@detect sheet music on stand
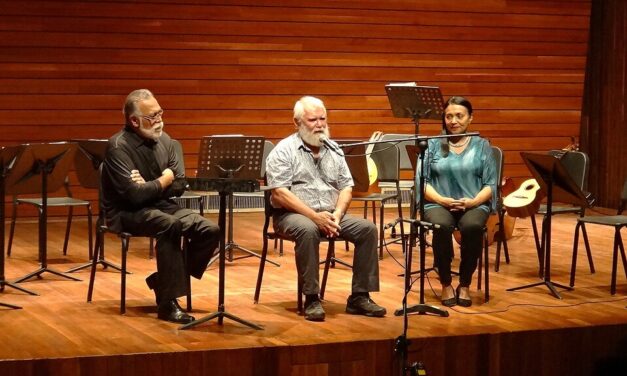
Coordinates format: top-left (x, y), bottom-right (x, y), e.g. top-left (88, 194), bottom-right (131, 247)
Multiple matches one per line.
top-left (385, 82), bottom-right (444, 121)
top-left (197, 136), bottom-right (265, 180)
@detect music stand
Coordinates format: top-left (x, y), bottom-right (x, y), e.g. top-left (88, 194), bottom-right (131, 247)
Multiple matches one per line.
top-left (385, 83), bottom-right (444, 137)
top-left (66, 139), bottom-right (124, 273)
top-left (385, 85), bottom-right (446, 376)
top-left (199, 136), bottom-right (278, 267)
top-left (1, 145), bottom-right (32, 308)
top-left (180, 136), bottom-right (264, 330)
top-left (507, 152), bottom-right (589, 299)
top-left (5, 142), bottom-right (82, 284)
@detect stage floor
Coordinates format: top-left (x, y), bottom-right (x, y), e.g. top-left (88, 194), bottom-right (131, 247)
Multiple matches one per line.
top-left (1, 209), bottom-right (626, 375)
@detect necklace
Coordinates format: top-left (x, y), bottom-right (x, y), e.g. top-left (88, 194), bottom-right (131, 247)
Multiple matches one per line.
top-left (448, 137), bottom-right (470, 148)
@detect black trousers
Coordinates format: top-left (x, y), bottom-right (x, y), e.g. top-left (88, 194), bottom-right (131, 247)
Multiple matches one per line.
top-left (117, 202), bottom-right (220, 303)
top-left (423, 206), bottom-right (489, 287)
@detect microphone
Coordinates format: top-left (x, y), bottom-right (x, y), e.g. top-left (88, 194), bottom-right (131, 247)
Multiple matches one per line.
top-left (318, 134), bottom-right (343, 156)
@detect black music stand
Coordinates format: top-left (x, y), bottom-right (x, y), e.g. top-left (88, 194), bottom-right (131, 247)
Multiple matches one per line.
top-left (385, 83), bottom-right (444, 137)
top-left (180, 136), bottom-right (264, 330)
top-left (6, 142), bottom-right (82, 284)
top-left (507, 152), bottom-right (589, 299)
top-left (1, 145), bottom-right (32, 308)
top-left (66, 139), bottom-right (124, 273)
top-left (385, 84), bottom-right (446, 376)
top-left (202, 137), bottom-right (278, 268)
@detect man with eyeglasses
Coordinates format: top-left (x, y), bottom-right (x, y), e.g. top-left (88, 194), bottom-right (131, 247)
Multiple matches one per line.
top-left (101, 89), bottom-right (220, 324)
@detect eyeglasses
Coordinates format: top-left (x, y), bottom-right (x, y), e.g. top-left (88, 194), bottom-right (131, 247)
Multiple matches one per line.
top-left (141, 109), bottom-right (164, 124)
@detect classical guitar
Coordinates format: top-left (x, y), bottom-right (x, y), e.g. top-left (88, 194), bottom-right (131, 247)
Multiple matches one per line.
top-left (503, 179), bottom-right (543, 218)
top-left (365, 131), bottom-right (383, 186)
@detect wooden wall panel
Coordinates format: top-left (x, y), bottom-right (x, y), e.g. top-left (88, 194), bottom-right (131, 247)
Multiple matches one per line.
top-left (0, 0), bottom-right (591, 217)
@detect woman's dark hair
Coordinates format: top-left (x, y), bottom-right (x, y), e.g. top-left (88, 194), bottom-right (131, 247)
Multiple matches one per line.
top-left (441, 96), bottom-right (473, 130)
top-left (440, 96), bottom-right (473, 156)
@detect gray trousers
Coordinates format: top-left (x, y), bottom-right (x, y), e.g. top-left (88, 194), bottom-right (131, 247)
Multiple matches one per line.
top-left (273, 212), bottom-right (380, 295)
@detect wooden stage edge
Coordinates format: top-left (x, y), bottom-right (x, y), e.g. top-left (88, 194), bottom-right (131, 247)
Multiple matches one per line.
top-left (1, 210), bottom-right (626, 376)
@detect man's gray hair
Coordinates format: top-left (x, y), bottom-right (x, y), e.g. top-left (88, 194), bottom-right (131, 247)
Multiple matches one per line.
top-left (293, 96), bottom-right (326, 123)
top-left (123, 89), bottom-right (154, 125)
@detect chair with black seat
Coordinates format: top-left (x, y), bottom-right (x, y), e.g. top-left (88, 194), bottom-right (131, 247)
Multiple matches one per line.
top-left (530, 150), bottom-right (594, 276)
top-left (87, 167), bottom-right (192, 314)
top-left (570, 178), bottom-right (627, 294)
top-left (344, 141), bottom-right (404, 259)
top-left (148, 139), bottom-right (204, 259)
top-left (7, 170), bottom-right (93, 262)
top-left (253, 187), bottom-right (339, 313)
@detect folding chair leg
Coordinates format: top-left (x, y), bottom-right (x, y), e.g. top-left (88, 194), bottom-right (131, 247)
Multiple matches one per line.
top-left (254, 236), bottom-right (269, 304)
top-left (120, 236), bottom-right (130, 314)
top-left (580, 222), bottom-right (595, 273)
top-left (62, 206), bottom-right (74, 256)
top-left (319, 240), bottom-right (334, 300)
top-left (7, 200), bottom-right (18, 257)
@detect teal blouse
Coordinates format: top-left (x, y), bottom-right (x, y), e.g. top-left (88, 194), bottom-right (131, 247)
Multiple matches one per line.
top-left (416, 137), bottom-right (497, 213)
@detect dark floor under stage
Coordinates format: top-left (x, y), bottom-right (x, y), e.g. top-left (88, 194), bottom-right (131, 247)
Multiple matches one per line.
top-left (1, 208), bottom-right (626, 375)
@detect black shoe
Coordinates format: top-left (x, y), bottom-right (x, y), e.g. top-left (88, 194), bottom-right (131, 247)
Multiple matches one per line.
top-left (304, 300), bottom-right (325, 321)
top-left (441, 285), bottom-right (457, 307)
top-left (346, 294), bottom-right (386, 317)
top-left (158, 299), bottom-right (195, 324)
top-left (456, 286), bottom-right (472, 307)
top-left (145, 272), bottom-right (160, 305)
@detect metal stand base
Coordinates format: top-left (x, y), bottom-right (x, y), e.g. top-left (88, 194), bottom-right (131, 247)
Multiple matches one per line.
top-left (66, 259), bottom-right (126, 274)
top-left (179, 304), bottom-right (263, 330)
top-left (0, 301), bottom-right (21, 309)
top-left (209, 242), bottom-right (280, 267)
top-left (507, 279), bottom-right (572, 299)
top-left (0, 279), bottom-right (38, 296)
top-left (14, 267), bottom-right (81, 283)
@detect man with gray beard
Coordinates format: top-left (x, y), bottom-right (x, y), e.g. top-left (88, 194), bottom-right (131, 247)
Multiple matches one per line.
top-left (265, 96), bottom-right (386, 321)
top-left (101, 89), bottom-right (220, 324)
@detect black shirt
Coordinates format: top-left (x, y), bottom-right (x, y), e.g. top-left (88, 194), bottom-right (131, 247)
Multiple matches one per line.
top-left (101, 126), bottom-right (184, 228)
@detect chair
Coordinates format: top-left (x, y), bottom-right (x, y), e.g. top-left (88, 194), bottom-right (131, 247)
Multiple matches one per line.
top-left (490, 146), bottom-right (511, 271)
top-left (7, 176), bottom-right (93, 261)
top-left (570, 178), bottom-right (627, 294)
top-left (530, 150), bottom-right (593, 275)
top-left (345, 141), bottom-right (404, 259)
top-left (149, 139), bottom-right (204, 259)
top-left (253, 188), bottom-right (338, 313)
top-left (87, 163), bottom-right (192, 314)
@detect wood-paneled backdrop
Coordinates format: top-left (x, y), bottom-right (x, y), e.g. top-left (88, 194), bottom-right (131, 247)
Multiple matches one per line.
top-left (0, 0), bottom-right (593, 217)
